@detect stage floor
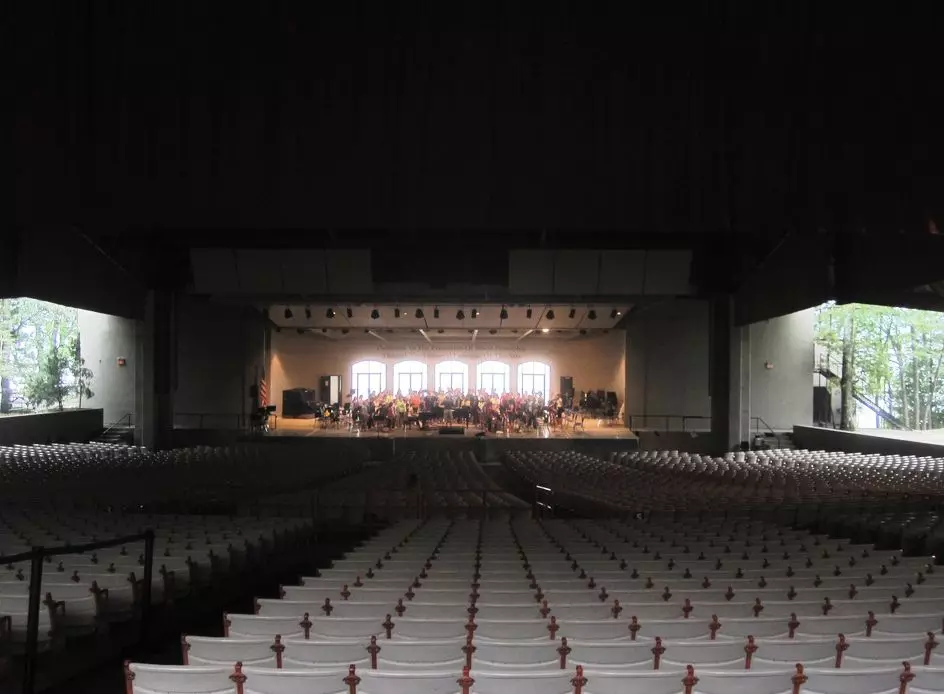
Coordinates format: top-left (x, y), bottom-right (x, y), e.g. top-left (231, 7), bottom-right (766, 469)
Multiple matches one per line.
top-left (268, 417), bottom-right (637, 440)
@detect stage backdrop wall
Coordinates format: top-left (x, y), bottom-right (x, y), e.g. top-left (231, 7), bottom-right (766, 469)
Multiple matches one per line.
top-left (270, 331), bottom-right (625, 411)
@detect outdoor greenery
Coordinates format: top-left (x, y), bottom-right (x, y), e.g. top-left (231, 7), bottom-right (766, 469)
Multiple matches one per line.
top-left (0, 298), bottom-right (93, 413)
top-left (815, 302), bottom-right (944, 431)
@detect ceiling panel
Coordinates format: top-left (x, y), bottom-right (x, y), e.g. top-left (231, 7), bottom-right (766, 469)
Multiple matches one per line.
top-left (553, 251), bottom-right (600, 294)
top-left (509, 250), bottom-right (554, 294)
top-left (281, 250), bottom-right (328, 294)
top-left (235, 250), bottom-right (285, 293)
top-left (644, 250), bottom-right (694, 295)
top-left (325, 250), bottom-right (372, 294)
top-left (599, 250), bottom-right (646, 294)
top-left (190, 249), bottom-right (240, 293)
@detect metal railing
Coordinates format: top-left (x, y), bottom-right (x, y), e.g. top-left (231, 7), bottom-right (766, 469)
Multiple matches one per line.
top-left (0, 530), bottom-right (155, 694)
top-left (98, 412), bottom-right (133, 439)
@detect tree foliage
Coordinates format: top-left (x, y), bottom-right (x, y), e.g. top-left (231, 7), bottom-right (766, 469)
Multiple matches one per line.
top-left (815, 303), bottom-right (944, 430)
top-left (0, 298), bottom-right (93, 413)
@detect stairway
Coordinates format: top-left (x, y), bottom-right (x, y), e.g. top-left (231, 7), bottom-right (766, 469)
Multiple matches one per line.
top-left (93, 424), bottom-right (135, 446)
top-left (814, 362), bottom-right (909, 430)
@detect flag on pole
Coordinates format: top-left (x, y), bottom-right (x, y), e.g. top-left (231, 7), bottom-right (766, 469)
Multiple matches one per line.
top-left (259, 378), bottom-right (269, 407)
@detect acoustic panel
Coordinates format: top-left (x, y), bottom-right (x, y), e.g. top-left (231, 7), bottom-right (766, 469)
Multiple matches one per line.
top-left (190, 249), bottom-right (240, 294)
top-left (509, 250), bottom-right (554, 294)
top-left (325, 250), bottom-right (372, 294)
top-left (553, 251), bottom-right (600, 294)
top-left (599, 250), bottom-right (646, 295)
top-left (235, 250), bottom-right (285, 294)
top-left (643, 250), bottom-right (694, 295)
top-left (280, 250), bottom-right (328, 294)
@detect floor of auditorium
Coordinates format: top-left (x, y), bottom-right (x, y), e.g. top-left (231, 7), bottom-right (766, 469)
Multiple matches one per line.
top-left (268, 417), bottom-right (638, 439)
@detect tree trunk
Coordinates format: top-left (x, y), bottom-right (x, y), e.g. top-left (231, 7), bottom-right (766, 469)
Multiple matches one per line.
top-left (910, 326), bottom-right (921, 429)
top-left (840, 314), bottom-right (856, 431)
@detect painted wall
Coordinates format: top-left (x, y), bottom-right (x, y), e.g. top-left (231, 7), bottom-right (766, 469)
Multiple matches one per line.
top-left (174, 298), bottom-right (268, 428)
top-left (748, 309), bottom-right (815, 430)
top-left (624, 300), bottom-right (712, 425)
top-left (77, 309), bottom-right (138, 425)
top-left (269, 331), bottom-right (625, 411)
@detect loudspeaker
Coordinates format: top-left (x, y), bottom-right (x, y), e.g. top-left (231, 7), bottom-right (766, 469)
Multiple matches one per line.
top-left (438, 426), bottom-right (465, 436)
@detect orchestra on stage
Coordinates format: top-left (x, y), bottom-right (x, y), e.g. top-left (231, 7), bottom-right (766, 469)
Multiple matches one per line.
top-left (297, 388), bottom-right (621, 434)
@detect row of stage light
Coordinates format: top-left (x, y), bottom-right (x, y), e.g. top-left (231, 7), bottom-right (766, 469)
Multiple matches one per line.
top-left (283, 307), bottom-right (622, 320)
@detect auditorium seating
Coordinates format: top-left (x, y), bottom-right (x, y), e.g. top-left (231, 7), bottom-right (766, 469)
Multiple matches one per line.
top-left (0, 442), bottom-right (359, 657)
top-left (128, 513), bottom-right (944, 693)
top-left (504, 449), bottom-right (944, 513)
top-left (264, 451), bottom-right (529, 522)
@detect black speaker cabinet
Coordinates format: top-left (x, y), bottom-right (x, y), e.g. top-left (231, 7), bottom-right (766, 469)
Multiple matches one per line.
top-left (438, 426), bottom-right (465, 435)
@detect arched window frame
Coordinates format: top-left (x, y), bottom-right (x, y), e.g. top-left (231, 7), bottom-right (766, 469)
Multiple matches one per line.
top-left (351, 360), bottom-right (386, 399)
top-left (476, 360), bottom-right (511, 394)
top-left (392, 360), bottom-right (428, 395)
top-left (517, 361), bottom-right (551, 397)
top-left (434, 360), bottom-right (469, 392)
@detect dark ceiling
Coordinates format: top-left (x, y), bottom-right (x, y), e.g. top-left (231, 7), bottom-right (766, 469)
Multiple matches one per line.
top-left (14, 3), bottom-right (943, 235)
top-left (9, 3), bottom-right (944, 320)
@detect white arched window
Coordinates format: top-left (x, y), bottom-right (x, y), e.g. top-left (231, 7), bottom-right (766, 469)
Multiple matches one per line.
top-left (518, 361), bottom-right (551, 397)
top-left (476, 361), bottom-right (510, 394)
top-left (393, 360), bottom-right (427, 394)
top-left (351, 360), bottom-right (386, 399)
top-left (435, 360), bottom-right (469, 392)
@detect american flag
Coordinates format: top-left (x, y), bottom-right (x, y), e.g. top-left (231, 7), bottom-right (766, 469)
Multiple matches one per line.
top-left (259, 378), bottom-right (269, 407)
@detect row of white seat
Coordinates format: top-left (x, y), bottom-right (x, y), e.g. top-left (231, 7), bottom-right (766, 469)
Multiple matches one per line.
top-left (128, 659), bottom-right (944, 694)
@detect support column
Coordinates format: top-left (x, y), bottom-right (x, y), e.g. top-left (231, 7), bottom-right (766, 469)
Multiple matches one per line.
top-left (711, 295), bottom-right (753, 452)
top-left (137, 290), bottom-right (175, 449)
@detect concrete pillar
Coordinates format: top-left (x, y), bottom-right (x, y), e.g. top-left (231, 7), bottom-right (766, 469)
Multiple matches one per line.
top-left (136, 290), bottom-right (175, 449)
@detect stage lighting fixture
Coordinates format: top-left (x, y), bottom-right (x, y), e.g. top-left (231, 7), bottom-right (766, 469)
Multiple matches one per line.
top-left (587, 309), bottom-right (597, 320)
top-left (371, 309), bottom-right (380, 320)
top-left (499, 307), bottom-right (508, 320)
top-left (456, 310), bottom-right (465, 320)
top-left (325, 308), bottom-right (335, 319)
top-left (542, 328), bottom-right (550, 333)
top-left (284, 307), bottom-right (293, 319)
top-left (489, 329), bottom-right (497, 335)
top-left (526, 308), bottom-right (532, 319)
top-left (346, 308), bottom-right (353, 318)
top-left (415, 308), bottom-right (424, 319)
top-left (610, 309), bottom-right (619, 319)
top-left (437, 329), bottom-right (445, 334)
top-left (296, 328), bottom-right (305, 335)
top-left (305, 306), bottom-right (313, 319)
top-left (568, 308), bottom-right (576, 319)
top-left (394, 308), bottom-right (401, 319)
top-left (546, 309), bottom-right (555, 320)
top-left (471, 309), bottom-right (478, 319)
top-left (341, 328), bottom-right (349, 334)
top-left (434, 307), bottom-right (440, 319)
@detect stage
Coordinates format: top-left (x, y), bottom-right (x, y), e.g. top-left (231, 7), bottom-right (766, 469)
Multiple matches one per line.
top-left (255, 416), bottom-right (639, 461)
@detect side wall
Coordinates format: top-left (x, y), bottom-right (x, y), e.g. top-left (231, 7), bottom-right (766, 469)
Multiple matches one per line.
top-left (270, 331), bottom-right (625, 410)
top-left (624, 300), bottom-right (712, 426)
top-left (174, 298), bottom-right (268, 428)
top-left (623, 300), bottom-right (813, 433)
top-left (749, 309), bottom-right (814, 431)
top-left (77, 309), bottom-right (138, 425)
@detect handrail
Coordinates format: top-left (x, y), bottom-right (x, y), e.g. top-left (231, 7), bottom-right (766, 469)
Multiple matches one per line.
top-left (1, 530), bottom-right (155, 694)
top-left (750, 416), bottom-right (782, 449)
top-left (98, 412), bottom-right (133, 439)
